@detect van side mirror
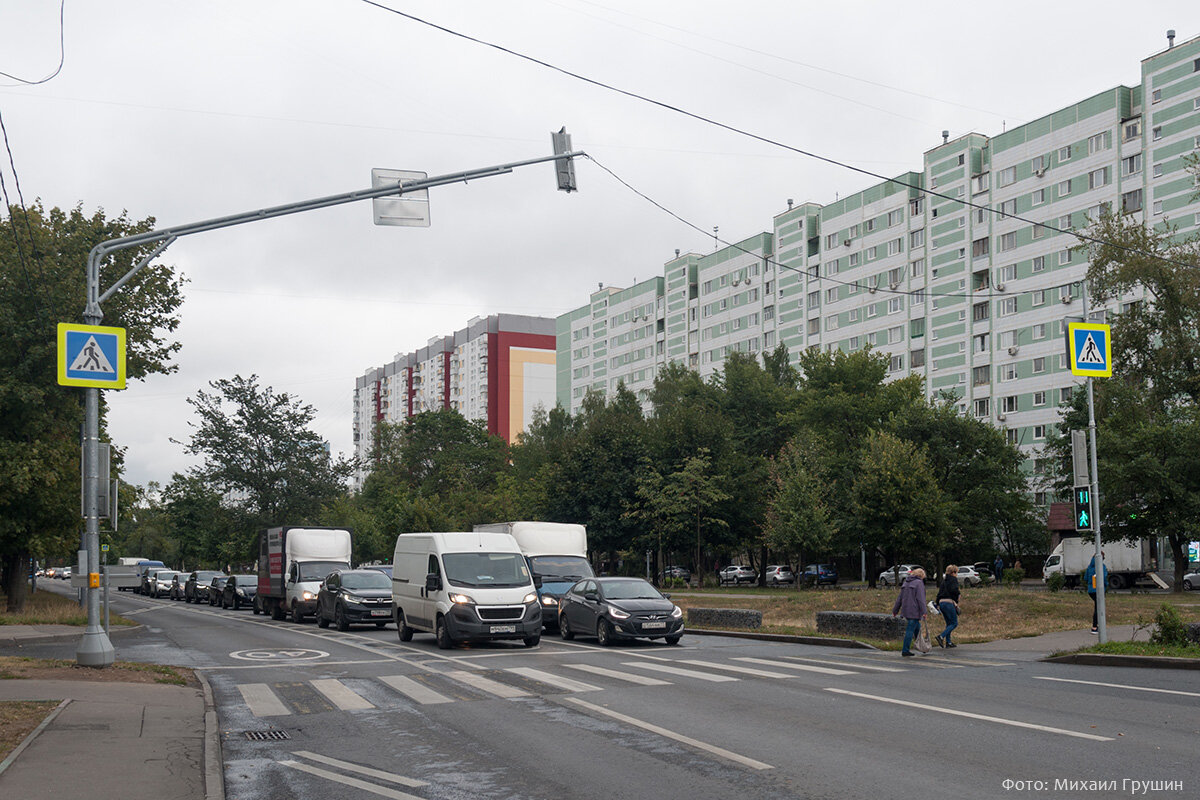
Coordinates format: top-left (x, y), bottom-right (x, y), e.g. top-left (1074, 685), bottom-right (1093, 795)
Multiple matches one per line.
top-left (425, 573), bottom-right (442, 592)
top-left (533, 574), bottom-right (543, 589)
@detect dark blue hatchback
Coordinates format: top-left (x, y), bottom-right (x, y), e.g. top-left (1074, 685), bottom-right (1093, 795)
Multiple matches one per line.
top-left (800, 563), bottom-right (838, 586)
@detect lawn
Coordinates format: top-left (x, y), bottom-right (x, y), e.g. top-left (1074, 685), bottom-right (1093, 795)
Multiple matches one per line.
top-left (670, 585), bottom-right (1200, 645)
top-left (0, 588), bottom-right (134, 626)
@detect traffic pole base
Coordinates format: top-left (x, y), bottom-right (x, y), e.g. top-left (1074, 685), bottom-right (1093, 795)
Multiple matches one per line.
top-left (76, 627), bottom-right (115, 667)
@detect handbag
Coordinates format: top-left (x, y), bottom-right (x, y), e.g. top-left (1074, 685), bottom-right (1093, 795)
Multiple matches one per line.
top-left (927, 600), bottom-right (941, 615)
top-left (915, 621), bottom-right (932, 653)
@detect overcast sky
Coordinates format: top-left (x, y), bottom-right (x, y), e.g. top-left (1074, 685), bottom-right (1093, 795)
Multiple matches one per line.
top-left (1, 1), bottom-right (1195, 490)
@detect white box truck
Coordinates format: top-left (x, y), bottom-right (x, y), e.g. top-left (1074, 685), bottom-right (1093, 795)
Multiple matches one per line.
top-left (392, 531), bottom-right (542, 649)
top-left (1042, 537), bottom-right (1153, 590)
top-left (257, 526), bottom-right (352, 622)
top-left (473, 521), bottom-right (592, 631)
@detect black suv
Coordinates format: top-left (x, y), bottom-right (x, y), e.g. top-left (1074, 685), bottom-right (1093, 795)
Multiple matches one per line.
top-left (185, 570), bottom-right (226, 604)
top-left (316, 569), bottom-right (393, 631)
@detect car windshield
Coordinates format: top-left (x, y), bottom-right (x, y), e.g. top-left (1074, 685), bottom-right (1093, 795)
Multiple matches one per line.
top-left (341, 572), bottom-right (391, 590)
top-left (529, 555), bottom-right (594, 581)
top-left (602, 579), bottom-right (663, 600)
top-left (299, 561), bottom-right (349, 582)
top-left (442, 552), bottom-right (531, 588)
top-left (212, 578), bottom-right (228, 587)
top-left (196, 571), bottom-right (223, 581)
top-left (234, 575), bottom-right (256, 584)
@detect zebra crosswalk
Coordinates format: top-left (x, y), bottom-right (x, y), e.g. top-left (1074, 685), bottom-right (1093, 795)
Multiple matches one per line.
top-left (225, 652), bottom-right (1014, 718)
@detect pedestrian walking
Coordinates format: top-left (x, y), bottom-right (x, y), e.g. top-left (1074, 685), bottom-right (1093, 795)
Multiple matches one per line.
top-left (935, 565), bottom-right (960, 648)
top-left (891, 567), bottom-right (927, 656)
top-left (1083, 551), bottom-right (1108, 634)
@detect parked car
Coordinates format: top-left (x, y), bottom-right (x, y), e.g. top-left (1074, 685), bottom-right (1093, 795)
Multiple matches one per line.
top-left (558, 577), bottom-right (683, 645)
top-left (58, 567), bottom-right (72, 580)
top-left (316, 569), bottom-right (393, 631)
top-left (799, 564), bottom-right (838, 586)
top-left (955, 565), bottom-right (985, 587)
top-left (1183, 569), bottom-right (1199, 591)
top-left (147, 569), bottom-right (180, 597)
top-left (766, 565), bottom-right (797, 585)
top-left (207, 576), bottom-right (230, 606)
top-left (221, 574), bottom-right (258, 610)
top-left (972, 562), bottom-right (995, 582)
top-left (168, 574), bottom-right (188, 601)
top-left (660, 566), bottom-right (691, 582)
top-left (185, 570), bottom-right (226, 604)
top-left (878, 564), bottom-right (923, 587)
top-left (719, 565), bottom-right (756, 585)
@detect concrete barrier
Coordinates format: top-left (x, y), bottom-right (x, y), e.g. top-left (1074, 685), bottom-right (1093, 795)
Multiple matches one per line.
top-left (687, 607), bottom-right (763, 629)
top-left (816, 610), bottom-right (908, 640)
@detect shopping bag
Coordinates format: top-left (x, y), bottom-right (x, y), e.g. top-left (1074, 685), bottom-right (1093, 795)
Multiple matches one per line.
top-left (927, 600), bottom-right (941, 615)
top-left (915, 622), bottom-right (932, 653)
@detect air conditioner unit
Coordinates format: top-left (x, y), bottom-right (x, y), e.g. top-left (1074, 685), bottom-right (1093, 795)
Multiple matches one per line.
top-left (843, 239), bottom-right (852, 247)
top-left (868, 285), bottom-right (877, 293)
top-left (732, 279), bottom-right (740, 286)
top-left (1035, 168), bottom-right (1046, 178)
top-left (995, 283), bottom-right (1005, 292)
top-left (889, 281), bottom-right (899, 290)
top-left (1060, 295), bottom-right (1073, 304)
top-left (1008, 345), bottom-right (1019, 356)
top-left (997, 413), bottom-right (1007, 421)
top-left (744, 278), bottom-right (752, 285)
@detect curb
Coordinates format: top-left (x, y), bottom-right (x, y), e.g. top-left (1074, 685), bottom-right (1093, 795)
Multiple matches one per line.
top-left (1042, 653), bottom-right (1200, 670)
top-left (0, 698), bottom-right (71, 778)
top-left (686, 627), bottom-right (875, 649)
top-left (195, 671), bottom-right (225, 800)
top-left (0, 623), bottom-right (145, 649)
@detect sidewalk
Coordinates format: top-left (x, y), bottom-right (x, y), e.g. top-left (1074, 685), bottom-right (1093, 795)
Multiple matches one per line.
top-left (0, 626), bottom-right (222, 800)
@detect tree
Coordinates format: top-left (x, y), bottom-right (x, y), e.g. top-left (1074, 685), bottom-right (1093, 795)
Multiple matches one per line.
top-left (180, 374), bottom-right (351, 542)
top-left (1069, 210), bottom-right (1200, 590)
top-left (763, 434), bottom-right (837, 581)
top-left (1, 203), bottom-right (184, 611)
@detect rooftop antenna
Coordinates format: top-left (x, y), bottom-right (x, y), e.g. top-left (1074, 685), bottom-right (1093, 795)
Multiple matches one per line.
top-left (713, 226), bottom-right (719, 250)
top-left (787, 198), bottom-right (794, 210)
top-left (675, 249), bottom-right (680, 258)
top-left (1167, 29), bottom-right (1175, 48)
top-left (942, 130), bottom-right (950, 144)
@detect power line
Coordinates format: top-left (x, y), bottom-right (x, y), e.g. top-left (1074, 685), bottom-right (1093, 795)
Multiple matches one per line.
top-left (361, 1), bottom-right (1195, 272)
top-left (0, 0), bottom-right (66, 86)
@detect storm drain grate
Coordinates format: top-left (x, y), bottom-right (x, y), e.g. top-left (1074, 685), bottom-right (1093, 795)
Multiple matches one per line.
top-left (243, 730), bottom-right (291, 741)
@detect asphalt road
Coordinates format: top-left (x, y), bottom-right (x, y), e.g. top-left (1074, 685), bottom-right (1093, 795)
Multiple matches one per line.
top-left (27, 585), bottom-right (1200, 799)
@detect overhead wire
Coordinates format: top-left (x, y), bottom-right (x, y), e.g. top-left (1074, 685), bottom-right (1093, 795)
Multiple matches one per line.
top-left (359, 1), bottom-right (1197, 273)
top-left (0, 0), bottom-right (66, 86)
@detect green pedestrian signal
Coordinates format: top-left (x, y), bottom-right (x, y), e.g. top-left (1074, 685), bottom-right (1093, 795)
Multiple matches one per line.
top-left (1074, 487), bottom-right (1092, 531)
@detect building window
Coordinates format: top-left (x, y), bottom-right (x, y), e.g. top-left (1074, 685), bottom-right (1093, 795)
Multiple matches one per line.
top-left (866, 304), bottom-right (879, 319)
top-left (1153, 200), bottom-right (1163, 215)
top-left (1060, 387), bottom-right (1073, 404)
top-left (1123, 153), bottom-right (1141, 175)
top-left (972, 237), bottom-right (990, 258)
top-left (974, 332), bottom-right (989, 352)
top-left (999, 232), bottom-right (1017, 251)
top-left (1122, 189), bottom-right (1143, 213)
top-left (825, 287), bottom-right (838, 303)
top-left (911, 348), bottom-right (925, 368)
top-left (997, 264), bottom-right (1016, 284)
top-left (826, 315), bottom-right (839, 331)
top-left (910, 197), bottom-right (924, 216)
top-left (1032, 256), bottom-right (1045, 274)
top-left (807, 318), bottom-right (820, 335)
top-left (889, 354), bottom-right (904, 373)
top-left (807, 290), bottom-right (819, 308)
top-left (848, 252), bottom-right (860, 267)
top-left (1124, 120), bottom-right (1141, 141)
top-left (910, 258), bottom-right (925, 276)
top-left (1032, 188), bottom-right (1046, 205)
top-left (998, 297), bottom-right (1018, 316)
top-left (972, 301), bottom-right (989, 321)
top-left (1031, 223), bottom-right (1046, 240)
top-left (888, 325), bottom-right (903, 344)
top-left (1032, 357), bottom-right (1046, 374)
top-left (1088, 167), bottom-right (1110, 189)
top-left (1059, 249), bottom-right (1073, 265)
top-left (1000, 363), bottom-right (1018, 382)
top-left (888, 209), bottom-right (904, 227)
top-left (1153, 162), bottom-right (1164, 178)
top-left (1033, 323), bottom-right (1047, 339)
top-left (1033, 390), bottom-right (1047, 406)
top-left (973, 397), bottom-right (990, 417)
top-left (998, 198), bottom-right (1017, 218)
top-left (1057, 179), bottom-right (1071, 197)
top-left (1152, 126), bottom-right (1162, 141)
top-left (1087, 131), bottom-right (1110, 153)
top-left (888, 238), bottom-right (903, 256)
top-left (972, 365), bottom-right (990, 386)
top-left (1058, 145), bottom-right (1072, 162)
top-left (909, 229), bottom-right (925, 248)
top-left (1152, 89), bottom-right (1162, 104)
top-left (1001, 396), bottom-right (1018, 413)
top-left (998, 166), bottom-right (1016, 187)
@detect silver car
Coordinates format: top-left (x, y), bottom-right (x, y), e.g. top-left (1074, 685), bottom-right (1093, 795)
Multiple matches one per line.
top-left (954, 565), bottom-right (984, 587)
top-left (1184, 570), bottom-right (1199, 591)
top-left (148, 569), bottom-right (181, 598)
top-left (878, 564), bottom-right (923, 586)
top-left (719, 565), bottom-right (756, 585)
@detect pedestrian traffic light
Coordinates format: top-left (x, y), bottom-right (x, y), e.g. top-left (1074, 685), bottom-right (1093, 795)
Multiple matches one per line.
top-left (1074, 487), bottom-right (1092, 531)
top-left (551, 127), bottom-right (577, 193)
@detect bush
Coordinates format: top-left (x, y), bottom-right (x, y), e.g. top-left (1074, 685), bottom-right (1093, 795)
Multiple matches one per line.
top-left (1046, 572), bottom-right (1066, 593)
top-left (661, 577), bottom-right (688, 591)
top-left (1151, 604), bottom-right (1190, 647)
top-left (1003, 567), bottom-right (1025, 586)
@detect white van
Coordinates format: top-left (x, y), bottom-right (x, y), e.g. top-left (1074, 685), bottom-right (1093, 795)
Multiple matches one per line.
top-left (392, 532), bottom-right (542, 649)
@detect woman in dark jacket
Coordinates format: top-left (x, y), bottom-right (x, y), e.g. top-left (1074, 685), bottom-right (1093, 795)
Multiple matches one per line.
top-left (891, 568), bottom-right (927, 656)
top-left (935, 565), bottom-right (961, 647)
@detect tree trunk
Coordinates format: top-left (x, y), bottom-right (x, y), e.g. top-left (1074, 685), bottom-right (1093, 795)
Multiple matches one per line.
top-left (3, 553), bottom-right (31, 614)
top-left (1168, 532), bottom-right (1187, 593)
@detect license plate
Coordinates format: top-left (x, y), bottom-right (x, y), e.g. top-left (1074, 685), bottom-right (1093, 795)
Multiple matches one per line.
top-left (490, 624), bottom-right (516, 634)
top-left (371, 609), bottom-right (390, 617)
top-left (641, 621), bottom-right (667, 630)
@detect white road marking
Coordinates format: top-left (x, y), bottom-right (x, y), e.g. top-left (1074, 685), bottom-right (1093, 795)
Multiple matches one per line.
top-left (446, 670), bottom-right (531, 698)
top-left (310, 679), bottom-right (375, 710)
top-left (563, 697), bottom-right (772, 770)
top-left (1036, 676), bottom-right (1200, 698)
top-left (733, 657), bottom-right (856, 676)
top-left (292, 751), bottom-right (427, 787)
top-left (622, 661), bottom-right (738, 682)
top-left (378, 674), bottom-right (453, 705)
top-left (238, 683), bottom-right (290, 717)
top-left (780, 656), bottom-right (903, 673)
top-left (505, 667), bottom-right (602, 692)
top-left (824, 688), bottom-right (1114, 741)
top-left (280, 760), bottom-right (424, 800)
top-left (563, 663), bottom-right (672, 686)
top-left (676, 658), bottom-right (798, 679)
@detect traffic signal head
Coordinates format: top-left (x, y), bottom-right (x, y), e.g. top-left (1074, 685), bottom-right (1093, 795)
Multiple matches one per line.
top-left (551, 127), bottom-right (577, 193)
top-left (1074, 486), bottom-right (1092, 531)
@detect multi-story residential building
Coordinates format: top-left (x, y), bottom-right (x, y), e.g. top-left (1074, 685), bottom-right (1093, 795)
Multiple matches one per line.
top-left (557, 32), bottom-right (1200, 501)
top-left (353, 313), bottom-right (555, 488)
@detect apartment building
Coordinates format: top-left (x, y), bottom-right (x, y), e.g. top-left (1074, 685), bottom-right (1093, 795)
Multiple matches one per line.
top-left (353, 313), bottom-right (555, 488)
top-left (557, 33), bottom-right (1200, 493)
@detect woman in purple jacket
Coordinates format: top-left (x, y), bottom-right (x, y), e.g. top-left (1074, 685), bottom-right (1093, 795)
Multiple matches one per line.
top-left (891, 568), bottom-right (927, 656)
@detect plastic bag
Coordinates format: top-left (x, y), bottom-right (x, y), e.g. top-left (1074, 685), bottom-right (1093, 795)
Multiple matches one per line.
top-left (927, 600), bottom-right (941, 615)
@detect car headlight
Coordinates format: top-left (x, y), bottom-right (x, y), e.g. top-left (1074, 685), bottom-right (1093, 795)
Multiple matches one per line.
top-left (539, 595), bottom-right (557, 606)
top-left (523, 593), bottom-right (539, 604)
top-left (302, 591), bottom-right (316, 601)
top-left (449, 593), bottom-right (474, 605)
top-left (343, 593), bottom-right (362, 604)
top-left (607, 606), bottom-right (630, 619)
top-left (236, 588), bottom-right (246, 597)
top-left (671, 605), bottom-right (683, 618)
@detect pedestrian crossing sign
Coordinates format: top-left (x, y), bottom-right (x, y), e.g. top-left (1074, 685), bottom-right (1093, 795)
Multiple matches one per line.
top-left (1066, 322), bottom-right (1112, 378)
top-left (57, 323), bottom-right (126, 389)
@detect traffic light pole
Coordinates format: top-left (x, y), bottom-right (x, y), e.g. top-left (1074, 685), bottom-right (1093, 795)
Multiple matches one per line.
top-left (76, 144), bottom-right (584, 667)
top-left (1081, 281), bottom-right (1106, 644)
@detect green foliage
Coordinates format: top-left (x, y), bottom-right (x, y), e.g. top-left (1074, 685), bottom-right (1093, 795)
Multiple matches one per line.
top-left (0, 203), bottom-right (184, 609)
top-left (1002, 567), bottom-right (1025, 586)
top-left (1046, 571), bottom-right (1067, 593)
top-left (1151, 603), bottom-right (1190, 646)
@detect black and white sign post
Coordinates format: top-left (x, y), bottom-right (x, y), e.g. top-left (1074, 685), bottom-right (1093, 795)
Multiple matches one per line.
top-left (1067, 282), bottom-right (1113, 643)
